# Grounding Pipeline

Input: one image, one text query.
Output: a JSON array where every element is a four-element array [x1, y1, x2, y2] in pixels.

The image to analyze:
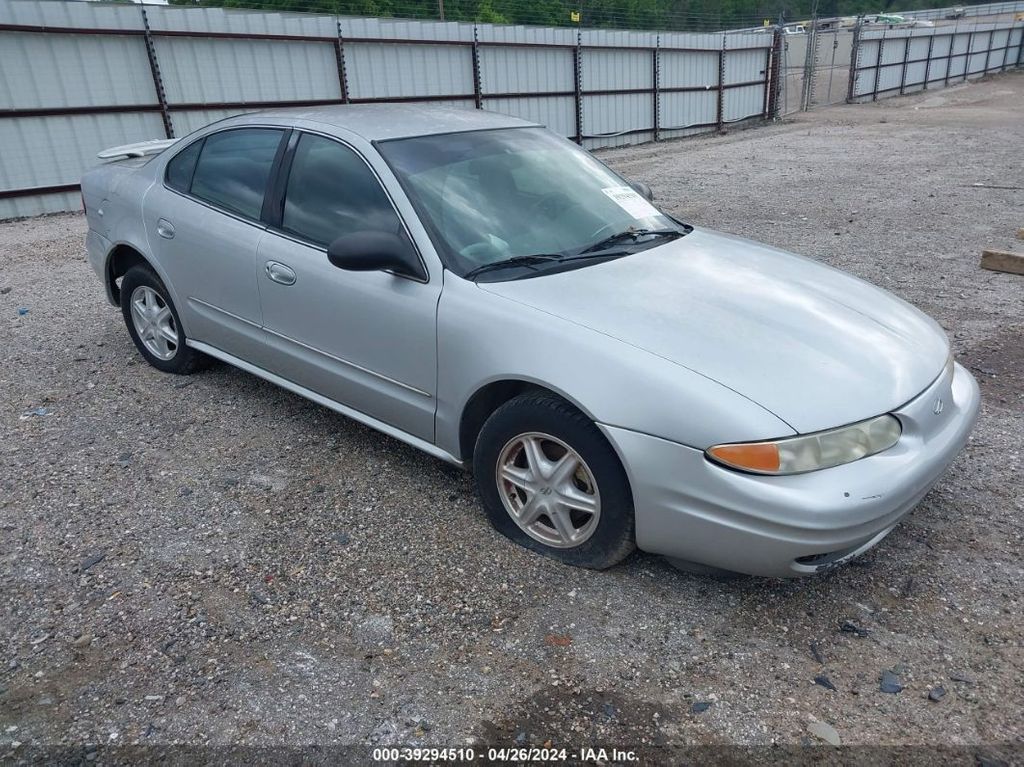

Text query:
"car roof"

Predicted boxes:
[[228, 104, 540, 141]]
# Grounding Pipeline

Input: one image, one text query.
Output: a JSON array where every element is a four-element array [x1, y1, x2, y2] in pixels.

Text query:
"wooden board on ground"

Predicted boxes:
[[981, 249, 1024, 276]]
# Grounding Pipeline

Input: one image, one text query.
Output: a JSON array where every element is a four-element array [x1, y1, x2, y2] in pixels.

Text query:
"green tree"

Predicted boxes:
[[167, 0, 1003, 31]]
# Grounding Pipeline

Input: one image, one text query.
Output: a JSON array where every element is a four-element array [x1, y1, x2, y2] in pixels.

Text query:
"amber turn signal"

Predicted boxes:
[[707, 442, 781, 472]]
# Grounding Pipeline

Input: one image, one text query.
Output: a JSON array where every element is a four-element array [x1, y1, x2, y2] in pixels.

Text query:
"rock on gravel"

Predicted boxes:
[[808, 720, 842, 746], [879, 670, 904, 694]]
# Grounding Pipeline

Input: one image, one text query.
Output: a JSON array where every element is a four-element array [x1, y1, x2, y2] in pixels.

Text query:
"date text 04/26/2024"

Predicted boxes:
[[371, 746, 639, 762]]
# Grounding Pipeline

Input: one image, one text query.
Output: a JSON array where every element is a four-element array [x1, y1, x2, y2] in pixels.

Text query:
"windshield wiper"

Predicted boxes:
[[462, 228, 686, 280], [463, 254, 562, 280], [578, 228, 683, 255]]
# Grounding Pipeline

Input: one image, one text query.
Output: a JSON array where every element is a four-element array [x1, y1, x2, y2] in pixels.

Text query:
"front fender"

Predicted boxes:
[[434, 275, 793, 459]]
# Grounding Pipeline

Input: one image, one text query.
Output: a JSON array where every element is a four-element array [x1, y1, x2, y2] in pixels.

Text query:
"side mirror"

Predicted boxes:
[[630, 181, 655, 202], [327, 231, 425, 281]]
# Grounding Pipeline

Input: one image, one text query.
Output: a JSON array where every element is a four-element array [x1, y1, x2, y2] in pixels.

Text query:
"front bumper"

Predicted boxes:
[[600, 361, 980, 577]]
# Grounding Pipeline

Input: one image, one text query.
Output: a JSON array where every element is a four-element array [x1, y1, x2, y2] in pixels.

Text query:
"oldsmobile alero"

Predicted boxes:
[[81, 106, 980, 577]]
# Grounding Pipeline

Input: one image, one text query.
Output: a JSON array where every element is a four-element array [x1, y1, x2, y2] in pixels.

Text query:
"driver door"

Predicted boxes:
[[256, 132, 440, 441]]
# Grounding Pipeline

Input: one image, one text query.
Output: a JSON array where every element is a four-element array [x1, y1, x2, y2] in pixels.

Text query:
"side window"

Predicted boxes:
[[190, 128, 284, 219], [281, 133, 405, 247], [165, 138, 203, 193]]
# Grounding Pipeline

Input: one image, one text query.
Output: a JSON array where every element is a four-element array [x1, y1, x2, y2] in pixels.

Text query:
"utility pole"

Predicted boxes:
[[438, 0, 445, 21]]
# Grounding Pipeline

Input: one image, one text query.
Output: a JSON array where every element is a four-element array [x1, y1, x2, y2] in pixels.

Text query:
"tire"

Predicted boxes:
[[119, 264, 207, 375], [473, 392, 636, 569]]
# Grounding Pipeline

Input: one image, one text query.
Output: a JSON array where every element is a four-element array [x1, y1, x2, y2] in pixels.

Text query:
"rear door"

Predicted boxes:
[[145, 127, 287, 363], [255, 131, 440, 441]]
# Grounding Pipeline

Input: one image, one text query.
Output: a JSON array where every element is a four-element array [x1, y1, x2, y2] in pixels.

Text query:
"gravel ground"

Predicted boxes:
[[1, 73, 1022, 758]]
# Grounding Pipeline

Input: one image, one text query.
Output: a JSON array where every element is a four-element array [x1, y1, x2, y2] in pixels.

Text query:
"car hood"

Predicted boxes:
[[478, 228, 949, 435]]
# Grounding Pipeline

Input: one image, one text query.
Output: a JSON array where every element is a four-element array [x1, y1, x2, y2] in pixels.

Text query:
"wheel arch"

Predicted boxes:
[[457, 377, 600, 463], [105, 243, 151, 304], [104, 242, 187, 336]]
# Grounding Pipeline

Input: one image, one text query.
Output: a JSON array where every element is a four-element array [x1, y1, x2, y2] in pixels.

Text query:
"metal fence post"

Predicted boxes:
[[140, 6, 173, 139], [899, 33, 912, 95], [471, 25, 483, 109], [923, 32, 936, 88], [824, 30, 840, 105], [1018, 25, 1024, 68], [983, 29, 994, 72], [801, 19, 818, 111], [872, 30, 886, 101], [335, 20, 350, 104], [573, 31, 583, 145], [716, 35, 726, 131], [945, 29, 956, 86], [847, 19, 863, 103], [765, 26, 782, 119], [965, 30, 974, 81], [652, 37, 660, 142]]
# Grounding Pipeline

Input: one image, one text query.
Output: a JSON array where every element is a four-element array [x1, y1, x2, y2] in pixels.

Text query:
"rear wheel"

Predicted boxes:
[[119, 265, 207, 375], [473, 393, 635, 569]]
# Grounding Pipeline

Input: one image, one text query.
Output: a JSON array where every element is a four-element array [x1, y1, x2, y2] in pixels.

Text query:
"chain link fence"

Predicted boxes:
[[779, 16, 1023, 116]]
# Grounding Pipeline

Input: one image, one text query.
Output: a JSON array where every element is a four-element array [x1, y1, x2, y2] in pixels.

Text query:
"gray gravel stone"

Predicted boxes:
[[808, 720, 842, 746], [814, 675, 837, 692], [880, 670, 904, 694], [77, 553, 105, 572]]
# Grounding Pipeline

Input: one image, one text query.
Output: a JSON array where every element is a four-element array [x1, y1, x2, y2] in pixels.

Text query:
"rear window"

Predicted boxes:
[[165, 138, 203, 193], [189, 128, 284, 219]]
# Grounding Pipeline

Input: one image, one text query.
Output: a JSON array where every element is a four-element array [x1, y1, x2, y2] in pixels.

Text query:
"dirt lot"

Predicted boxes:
[[1, 73, 1022, 758]]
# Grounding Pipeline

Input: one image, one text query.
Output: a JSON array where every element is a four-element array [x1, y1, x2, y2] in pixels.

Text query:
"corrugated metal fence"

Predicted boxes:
[[0, 0, 777, 219], [848, 20, 1024, 101]]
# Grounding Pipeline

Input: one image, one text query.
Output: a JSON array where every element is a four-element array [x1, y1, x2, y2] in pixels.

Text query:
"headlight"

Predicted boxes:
[[706, 414, 902, 475]]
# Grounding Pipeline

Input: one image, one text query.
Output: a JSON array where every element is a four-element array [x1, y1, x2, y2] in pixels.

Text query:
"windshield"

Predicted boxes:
[[377, 127, 684, 278]]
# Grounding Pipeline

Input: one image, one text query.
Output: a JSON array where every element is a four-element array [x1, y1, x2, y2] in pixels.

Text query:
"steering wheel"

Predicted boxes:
[[529, 191, 583, 220], [530, 192, 618, 242]]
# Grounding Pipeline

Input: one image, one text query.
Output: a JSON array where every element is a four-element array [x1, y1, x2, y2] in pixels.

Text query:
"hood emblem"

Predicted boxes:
[[933, 398, 945, 415]]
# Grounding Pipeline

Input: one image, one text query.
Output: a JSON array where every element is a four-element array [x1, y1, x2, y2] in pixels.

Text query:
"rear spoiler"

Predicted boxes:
[[96, 139, 179, 160]]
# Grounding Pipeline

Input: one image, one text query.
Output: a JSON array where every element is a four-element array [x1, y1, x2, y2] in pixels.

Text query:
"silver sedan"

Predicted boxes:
[[81, 106, 980, 577]]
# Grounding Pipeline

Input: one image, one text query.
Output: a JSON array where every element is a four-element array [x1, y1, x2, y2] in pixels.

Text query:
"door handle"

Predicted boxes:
[[156, 218, 175, 239], [265, 261, 296, 286]]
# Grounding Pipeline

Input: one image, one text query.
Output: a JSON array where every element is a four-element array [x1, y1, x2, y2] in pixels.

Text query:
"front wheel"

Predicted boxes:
[[473, 393, 636, 569]]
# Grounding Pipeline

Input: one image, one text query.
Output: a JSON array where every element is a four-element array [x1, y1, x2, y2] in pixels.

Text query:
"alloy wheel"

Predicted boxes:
[[129, 285, 179, 361], [495, 432, 601, 548]]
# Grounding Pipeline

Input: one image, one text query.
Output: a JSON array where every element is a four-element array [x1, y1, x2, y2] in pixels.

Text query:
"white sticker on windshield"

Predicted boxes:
[[601, 186, 659, 220]]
